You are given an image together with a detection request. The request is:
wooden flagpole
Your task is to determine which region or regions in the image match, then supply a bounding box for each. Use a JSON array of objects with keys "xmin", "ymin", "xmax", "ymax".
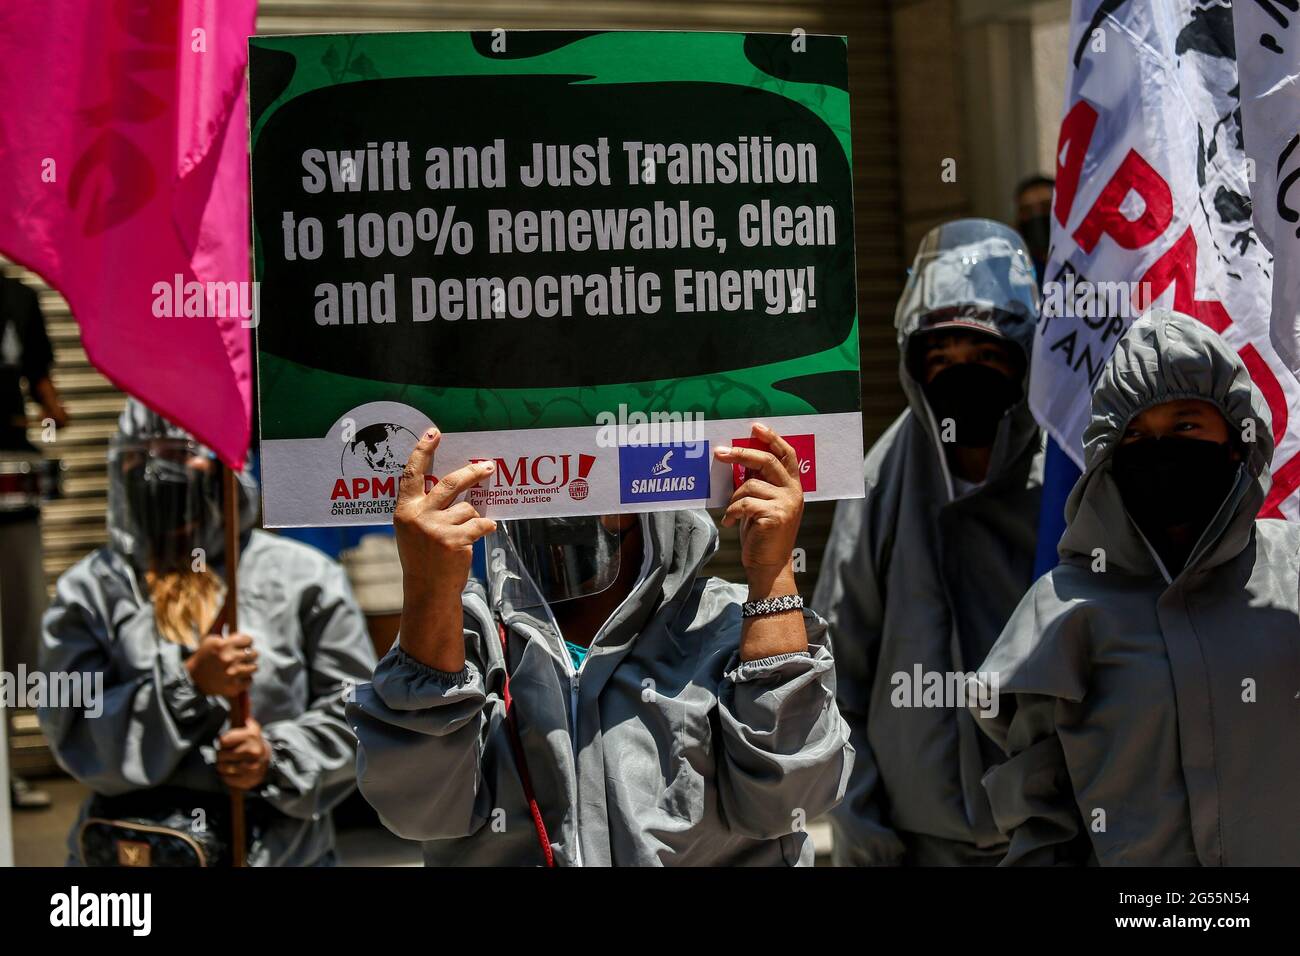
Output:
[{"xmin": 222, "ymin": 465, "xmax": 248, "ymax": 867}]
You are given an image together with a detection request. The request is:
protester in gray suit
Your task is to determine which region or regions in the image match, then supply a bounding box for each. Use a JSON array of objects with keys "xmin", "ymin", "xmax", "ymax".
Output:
[
  {"xmin": 974, "ymin": 310, "xmax": 1300, "ymax": 866},
  {"xmin": 349, "ymin": 424, "xmax": 852, "ymax": 866},
  {"xmin": 813, "ymin": 219, "xmax": 1043, "ymax": 865},
  {"xmin": 40, "ymin": 401, "xmax": 376, "ymax": 866}
]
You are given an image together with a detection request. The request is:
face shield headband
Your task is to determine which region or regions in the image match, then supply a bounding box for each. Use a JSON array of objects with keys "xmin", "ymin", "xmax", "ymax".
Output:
[{"xmin": 895, "ymin": 220, "xmax": 1040, "ymax": 344}]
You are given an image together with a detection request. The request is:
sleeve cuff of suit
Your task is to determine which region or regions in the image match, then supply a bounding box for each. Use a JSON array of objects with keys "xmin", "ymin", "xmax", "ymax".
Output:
[
  {"xmin": 254, "ymin": 735, "xmax": 303, "ymax": 809},
  {"xmin": 725, "ymin": 650, "xmax": 814, "ymax": 683},
  {"xmin": 371, "ymin": 644, "xmax": 484, "ymax": 710},
  {"xmin": 158, "ymin": 646, "xmax": 229, "ymax": 724}
]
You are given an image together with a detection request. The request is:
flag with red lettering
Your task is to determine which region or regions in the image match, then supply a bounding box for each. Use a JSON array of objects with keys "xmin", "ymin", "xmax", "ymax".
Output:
[
  {"xmin": 0, "ymin": 0, "xmax": 257, "ymax": 468},
  {"xmin": 1235, "ymin": 0, "xmax": 1300, "ymax": 379},
  {"xmin": 1034, "ymin": 0, "xmax": 1300, "ymax": 517}
]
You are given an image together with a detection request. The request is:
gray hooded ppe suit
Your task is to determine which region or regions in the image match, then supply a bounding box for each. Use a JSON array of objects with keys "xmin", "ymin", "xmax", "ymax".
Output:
[
  {"xmin": 348, "ymin": 509, "xmax": 853, "ymax": 866},
  {"xmin": 974, "ymin": 310, "xmax": 1300, "ymax": 865},
  {"xmin": 39, "ymin": 402, "xmax": 377, "ymax": 866},
  {"xmin": 813, "ymin": 219, "xmax": 1044, "ymax": 865}
]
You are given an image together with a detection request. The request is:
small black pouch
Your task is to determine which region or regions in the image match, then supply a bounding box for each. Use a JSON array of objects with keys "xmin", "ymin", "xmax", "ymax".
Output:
[{"xmin": 78, "ymin": 787, "xmax": 264, "ymax": 867}]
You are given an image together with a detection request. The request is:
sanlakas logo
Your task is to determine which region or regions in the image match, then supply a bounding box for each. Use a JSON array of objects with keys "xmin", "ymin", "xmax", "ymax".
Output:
[{"xmin": 619, "ymin": 442, "xmax": 710, "ymax": 503}]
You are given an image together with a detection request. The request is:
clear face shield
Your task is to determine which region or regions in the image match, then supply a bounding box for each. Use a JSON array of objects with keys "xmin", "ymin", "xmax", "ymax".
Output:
[
  {"xmin": 486, "ymin": 515, "xmax": 625, "ymax": 612},
  {"xmin": 108, "ymin": 435, "xmax": 223, "ymax": 574},
  {"xmin": 895, "ymin": 218, "xmax": 1040, "ymax": 373}
]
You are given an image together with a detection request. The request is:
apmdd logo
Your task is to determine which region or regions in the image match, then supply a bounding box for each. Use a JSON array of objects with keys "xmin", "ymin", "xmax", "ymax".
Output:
[
  {"xmin": 619, "ymin": 442, "xmax": 710, "ymax": 504},
  {"xmin": 330, "ymin": 421, "xmax": 420, "ymax": 518},
  {"xmin": 730, "ymin": 433, "xmax": 817, "ymax": 491}
]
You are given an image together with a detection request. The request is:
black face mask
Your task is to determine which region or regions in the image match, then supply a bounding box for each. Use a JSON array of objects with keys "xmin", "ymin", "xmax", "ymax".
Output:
[
  {"xmin": 123, "ymin": 460, "xmax": 219, "ymax": 571},
  {"xmin": 923, "ymin": 362, "xmax": 1022, "ymax": 448},
  {"xmin": 1018, "ymin": 214, "xmax": 1050, "ymax": 261},
  {"xmin": 1110, "ymin": 438, "xmax": 1239, "ymax": 541}
]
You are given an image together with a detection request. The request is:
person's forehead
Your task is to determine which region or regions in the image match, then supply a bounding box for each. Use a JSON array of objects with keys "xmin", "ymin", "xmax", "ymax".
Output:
[
  {"xmin": 1135, "ymin": 398, "xmax": 1222, "ymax": 419},
  {"xmin": 1018, "ymin": 184, "xmax": 1053, "ymax": 206},
  {"xmin": 922, "ymin": 328, "xmax": 1007, "ymax": 351}
]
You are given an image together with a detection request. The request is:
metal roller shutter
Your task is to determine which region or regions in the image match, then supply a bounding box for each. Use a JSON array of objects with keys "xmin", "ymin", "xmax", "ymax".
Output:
[{"xmin": 2, "ymin": 262, "xmax": 125, "ymax": 594}]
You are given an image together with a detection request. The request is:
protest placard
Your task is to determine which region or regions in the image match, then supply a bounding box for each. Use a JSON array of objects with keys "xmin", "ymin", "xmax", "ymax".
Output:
[{"xmin": 249, "ymin": 30, "xmax": 863, "ymax": 525}]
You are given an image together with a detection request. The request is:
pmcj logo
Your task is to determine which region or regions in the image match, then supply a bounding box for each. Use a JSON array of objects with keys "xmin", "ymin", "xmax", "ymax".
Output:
[{"xmin": 619, "ymin": 442, "xmax": 710, "ymax": 503}]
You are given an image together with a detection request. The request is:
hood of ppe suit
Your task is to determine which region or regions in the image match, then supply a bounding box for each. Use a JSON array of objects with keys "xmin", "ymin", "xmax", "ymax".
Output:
[
  {"xmin": 894, "ymin": 218, "xmax": 1041, "ymax": 493},
  {"xmin": 1058, "ymin": 309, "xmax": 1271, "ymax": 577},
  {"xmin": 107, "ymin": 399, "xmax": 259, "ymax": 568},
  {"xmin": 970, "ymin": 309, "xmax": 1300, "ymax": 866}
]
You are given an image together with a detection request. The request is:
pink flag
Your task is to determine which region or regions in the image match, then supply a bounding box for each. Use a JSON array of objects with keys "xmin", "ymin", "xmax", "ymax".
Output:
[{"xmin": 0, "ymin": 0, "xmax": 257, "ymax": 467}]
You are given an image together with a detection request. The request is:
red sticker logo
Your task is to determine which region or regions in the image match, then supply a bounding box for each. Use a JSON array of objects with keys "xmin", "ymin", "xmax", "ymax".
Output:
[{"xmin": 731, "ymin": 433, "xmax": 817, "ymax": 492}]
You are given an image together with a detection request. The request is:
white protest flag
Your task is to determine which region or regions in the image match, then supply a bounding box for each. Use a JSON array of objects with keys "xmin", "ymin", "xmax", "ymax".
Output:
[
  {"xmin": 1034, "ymin": 0, "xmax": 1300, "ymax": 517},
  {"xmin": 1235, "ymin": 1, "xmax": 1300, "ymax": 376}
]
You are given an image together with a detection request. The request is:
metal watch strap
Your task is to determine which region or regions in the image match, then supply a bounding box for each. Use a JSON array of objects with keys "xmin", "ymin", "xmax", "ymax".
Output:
[{"xmin": 741, "ymin": 594, "xmax": 804, "ymax": 618}]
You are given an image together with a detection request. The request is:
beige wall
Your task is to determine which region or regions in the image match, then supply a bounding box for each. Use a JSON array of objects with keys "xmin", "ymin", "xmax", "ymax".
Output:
[
  {"xmin": 1033, "ymin": 13, "xmax": 1071, "ymax": 178},
  {"xmin": 891, "ymin": 0, "xmax": 1068, "ymax": 250},
  {"xmin": 892, "ymin": 0, "xmax": 973, "ymax": 255}
]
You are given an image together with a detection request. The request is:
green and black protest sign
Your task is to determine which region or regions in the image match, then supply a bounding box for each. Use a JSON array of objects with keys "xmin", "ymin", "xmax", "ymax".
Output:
[{"xmin": 249, "ymin": 30, "xmax": 862, "ymax": 525}]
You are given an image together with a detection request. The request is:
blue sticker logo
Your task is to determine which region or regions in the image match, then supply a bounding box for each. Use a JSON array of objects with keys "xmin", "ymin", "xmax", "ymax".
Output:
[{"xmin": 618, "ymin": 441, "xmax": 711, "ymax": 503}]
